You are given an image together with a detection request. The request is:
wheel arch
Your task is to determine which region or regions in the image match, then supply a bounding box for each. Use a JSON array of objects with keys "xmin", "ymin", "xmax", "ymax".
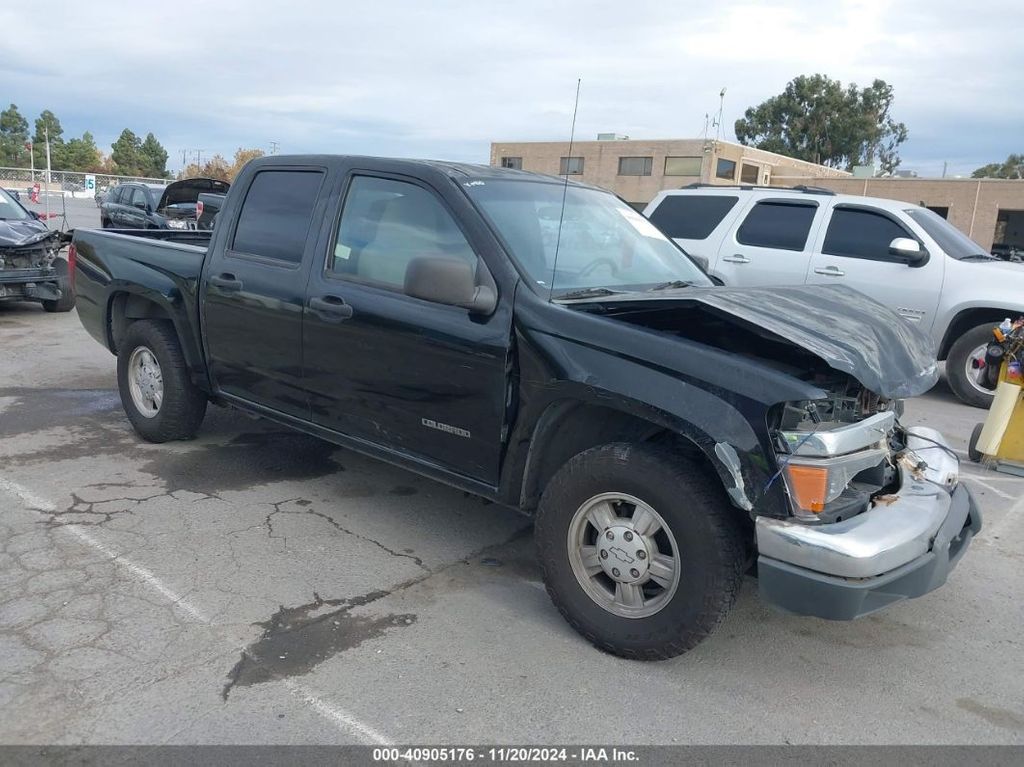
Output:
[
  {"xmin": 938, "ymin": 307, "xmax": 1018, "ymax": 359},
  {"xmin": 515, "ymin": 398, "xmax": 756, "ymax": 517},
  {"xmin": 106, "ymin": 290, "xmax": 207, "ymax": 388}
]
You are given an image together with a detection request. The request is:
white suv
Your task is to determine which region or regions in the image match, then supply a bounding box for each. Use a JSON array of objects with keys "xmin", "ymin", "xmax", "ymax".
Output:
[{"xmin": 644, "ymin": 185, "xmax": 1024, "ymax": 407}]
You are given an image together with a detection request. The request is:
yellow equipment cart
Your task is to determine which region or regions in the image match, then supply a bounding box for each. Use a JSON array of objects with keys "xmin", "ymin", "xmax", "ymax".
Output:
[{"xmin": 968, "ymin": 364, "xmax": 1024, "ymax": 476}]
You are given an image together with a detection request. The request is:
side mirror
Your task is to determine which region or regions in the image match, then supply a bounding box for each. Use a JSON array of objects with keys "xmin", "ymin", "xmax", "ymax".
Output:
[
  {"xmin": 404, "ymin": 257, "xmax": 497, "ymax": 315},
  {"xmin": 889, "ymin": 237, "xmax": 928, "ymax": 266},
  {"xmin": 133, "ymin": 201, "xmax": 149, "ymax": 212}
]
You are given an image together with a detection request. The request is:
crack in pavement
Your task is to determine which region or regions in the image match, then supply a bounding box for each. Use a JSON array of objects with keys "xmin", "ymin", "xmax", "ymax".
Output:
[{"xmin": 264, "ymin": 498, "xmax": 428, "ymax": 570}]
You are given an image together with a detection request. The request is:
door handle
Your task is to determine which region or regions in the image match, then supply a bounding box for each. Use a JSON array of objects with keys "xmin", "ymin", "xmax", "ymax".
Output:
[
  {"xmin": 722, "ymin": 254, "xmax": 751, "ymax": 264},
  {"xmin": 309, "ymin": 295, "xmax": 354, "ymax": 320},
  {"xmin": 813, "ymin": 266, "xmax": 845, "ymax": 277},
  {"xmin": 209, "ymin": 273, "xmax": 243, "ymax": 291}
]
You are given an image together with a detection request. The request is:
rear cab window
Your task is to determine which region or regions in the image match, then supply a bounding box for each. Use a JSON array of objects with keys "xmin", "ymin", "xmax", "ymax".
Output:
[
  {"xmin": 736, "ymin": 200, "xmax": 818, "ymax": 251},
  {"xmin": 231, "ymin": 170, "xmax": 325, "ymax": 264},
  {"xmin": 647, "ymin": 195, "xmax": 739, "ymax": 240}
]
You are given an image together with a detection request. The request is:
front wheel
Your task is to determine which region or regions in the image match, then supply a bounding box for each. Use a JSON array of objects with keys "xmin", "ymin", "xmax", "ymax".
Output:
[
  {"xmin": 535, "ymin": 443, "xmax": 746, "ymax": 660},
  {"xmin": 117, "ymin": 320, "xmax": 207, "ymax": 442},
  {"xmin": 947, "ymin": 323, "xmax": 998, "ymax": 409}
]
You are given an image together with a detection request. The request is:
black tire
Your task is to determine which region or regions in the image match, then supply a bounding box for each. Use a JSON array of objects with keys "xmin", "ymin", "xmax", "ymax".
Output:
[
  {"xmin": 535, "ymin": 442, "xmax": 746, "ymax": 660},
  {"xmin": 40, "ymin": 258, "xmax": 75, "ymax": 313},
  {"xmin": 117, "ymin": 320, "xmax": 207, "ymax": 443},
  {"xmin": 968, "ymin": 423, "xmax": 985, "ymax": 463},
  {"xmin": 947, "ymin": 323, "xmax": 998, "ymax": 409}
]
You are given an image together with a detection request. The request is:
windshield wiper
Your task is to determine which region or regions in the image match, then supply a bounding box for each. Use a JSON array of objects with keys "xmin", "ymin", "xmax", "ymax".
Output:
[
  {"xmin": 961, "ymin": 253, "xmax": 999, "ymax": 261},
  {"xmin": 554, "ymin": 287, "xmax": 622, "ymax": 300},
  {"xmin": 647, "ymin": 280, "xmax": 696, "ymax": 291}
]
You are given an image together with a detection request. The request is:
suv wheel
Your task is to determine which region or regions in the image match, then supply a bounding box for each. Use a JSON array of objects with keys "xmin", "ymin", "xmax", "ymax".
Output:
[
  {"xmin": 947, "ymin": 323, "xmax": 998, "ymax": 409},
  {"xmin": 117, "ymin": 320, "xmax": 207, "ymax": 442},
  {"xmin": 535, "ymin": 442, "xmax": 746, "ymax": 660}
]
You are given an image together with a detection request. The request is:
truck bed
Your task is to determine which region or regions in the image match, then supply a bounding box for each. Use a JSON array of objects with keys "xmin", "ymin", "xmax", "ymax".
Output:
[{"xmin": 72, "ymin": 228, "xmax": 212, "ymax": 360}]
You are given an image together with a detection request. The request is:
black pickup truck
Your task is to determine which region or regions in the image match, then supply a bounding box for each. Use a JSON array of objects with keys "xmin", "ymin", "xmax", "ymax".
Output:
[{"xmin": 71, "ymin": 155, "xmax": 980, "ymax": 658}]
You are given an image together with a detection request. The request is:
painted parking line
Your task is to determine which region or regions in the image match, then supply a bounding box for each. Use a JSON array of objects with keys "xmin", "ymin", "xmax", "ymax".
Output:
[{"xmin": 0, "ymin": 476, "xmax": 394, "ymax": 746}]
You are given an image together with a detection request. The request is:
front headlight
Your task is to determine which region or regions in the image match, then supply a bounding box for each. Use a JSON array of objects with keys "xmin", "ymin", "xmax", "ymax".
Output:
[{"xmin": 167, "ymin": 219, "xmax": 187, "ymax": 230}]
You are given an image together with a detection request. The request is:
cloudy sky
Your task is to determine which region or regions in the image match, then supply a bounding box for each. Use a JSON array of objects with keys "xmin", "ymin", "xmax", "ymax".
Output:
[{"xmin": 1, "ymin": 0, "xmax": 1020, "ymax": 176}]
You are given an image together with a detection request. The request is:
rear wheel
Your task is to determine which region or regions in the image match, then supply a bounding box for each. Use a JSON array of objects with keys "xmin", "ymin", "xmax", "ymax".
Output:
[
  {"xmin": 535, "ymin": 442, "xmax": 746, "ymax": 660},
  {"xmin": 40, "ymin": 258, "xmax": 75, "ymax": 313},
  {"xmin": 947, "ymin": 323, "xmax": 998, "ymax": 409},
  {"xmin": 117, "ymin": 320, "xmax": 207, "ymax": 442}
]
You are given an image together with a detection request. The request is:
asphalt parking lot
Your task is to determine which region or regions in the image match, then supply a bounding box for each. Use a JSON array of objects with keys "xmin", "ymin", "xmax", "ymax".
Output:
[{"xmin": 1, "ymin": 201, "xmax": 1023, "ymax": 745}]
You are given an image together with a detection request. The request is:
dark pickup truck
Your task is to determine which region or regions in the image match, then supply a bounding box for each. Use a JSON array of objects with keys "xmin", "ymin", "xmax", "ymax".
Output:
[{"xmin": 72, "ymin": 155, "xmax": 980, "ymax": 658}]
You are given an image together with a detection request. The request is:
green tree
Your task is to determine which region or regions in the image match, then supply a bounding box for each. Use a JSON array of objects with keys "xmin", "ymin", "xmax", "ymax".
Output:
[
  {"xmin": 734, "ymin": 74, "xmax": 909, "ymax": 174},
  {"xmin": 972, "ymin": 154, "xmax": 1024, "ymax": 179},
  {"xmin": 111, "ymin": 129, "xmax": 144, "ymax": 175},
  {"xmin": 62, "ymin": 132, "xmax": 101, "ymax": 172},
  {"xmin": 0, "ymin": 103, "xmax": 30, "ymax": 166},
  {"xmin": 139, "ymin": 132, "xmax": 169, "ymax": 177},
  {"xmin": 33, "ymin": 110, "xmax": 66, "ymax": 168}
]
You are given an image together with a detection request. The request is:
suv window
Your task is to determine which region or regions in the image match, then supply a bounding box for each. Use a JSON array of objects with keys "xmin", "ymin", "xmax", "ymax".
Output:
[
  {"xmin": 823, "ymin": 207, "xmax": 913, "ymax": 261},
  {"xmin": 736, "ymin": 201, "xmax": 817, "ymax": 251},
  {"xmin": 232, "ymin": 170, "xmax": 324, "ymax": 263},
  {"xmin": 129, "ymin": 187, "xmax": 149, "ymax": 209},
  {"xmin": 329, "ymin": 176, "xmax": 477, "ymax": 291},
  {"xmin": 648, "ymin": 195, "xmax": 739, "ymax": 240}
]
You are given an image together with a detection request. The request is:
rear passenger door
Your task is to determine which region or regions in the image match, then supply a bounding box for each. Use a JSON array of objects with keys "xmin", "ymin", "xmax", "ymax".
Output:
[
  {"xmin": 806, "ymin": 204, "xmax": 942, "ymax": 326},
  {"xmin": 200, "ymin": 166, "xmax": 329, "ymax": 418},
  {"xmin": 715, "ymin": 198, "xmax": 822, "ymax": 287}
]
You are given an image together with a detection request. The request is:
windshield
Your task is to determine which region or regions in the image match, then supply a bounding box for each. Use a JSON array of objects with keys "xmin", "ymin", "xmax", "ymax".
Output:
[
  {"xmin": 0, "ymin": 188, "xmax": 31, "ymax": 221},
  {"xmin": 464, "ymin": 180, "xmax": 712, "ymax": 296},
  {"xmin": 906, "ymin": 208, "xmax": 988, "ymax": 259}
]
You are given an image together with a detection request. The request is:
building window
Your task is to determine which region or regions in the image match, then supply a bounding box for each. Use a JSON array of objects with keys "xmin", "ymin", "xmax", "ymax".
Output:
[
  {"xmin": 740, "ymin": 163, "xmax": 759, "ymax": 184},
  {"xmin": 559, "ymin": 156, "xmax": 584, "ymax": 175},
  {"xmin": 716, "ymin": 158, "xmax": 737, "ymax": 181},
  {"xmin": 664, "ymin": 156, "xmax": 702, "ymax": 176},
  {"xmin": 618, "ymin": 157, "xmax": 653, "ymax": 176},
  {"xmin": 500, "ymin": 156, "xmax": 522, "ymax": 170}
]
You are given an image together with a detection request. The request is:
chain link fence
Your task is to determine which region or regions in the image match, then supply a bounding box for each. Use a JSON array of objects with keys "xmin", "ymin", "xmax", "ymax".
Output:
[{"xmin": 0, "ymin": 166, "xmax": 168, "ymax": 195}]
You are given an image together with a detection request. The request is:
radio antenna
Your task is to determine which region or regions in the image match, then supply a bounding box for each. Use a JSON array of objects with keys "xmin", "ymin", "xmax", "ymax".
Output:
[{"xmin": 548, "ymin": 77, "xmax": 581, "ymax": 301}]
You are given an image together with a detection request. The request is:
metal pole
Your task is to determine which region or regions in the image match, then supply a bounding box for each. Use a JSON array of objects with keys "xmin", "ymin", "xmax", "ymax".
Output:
[
  {"xmin": 29, "ymin": 142, "xmax": 34, "ymax": 183},
  {"xmin": 44, "ymin": 126, "xmax": 51, "ymax": 225}
]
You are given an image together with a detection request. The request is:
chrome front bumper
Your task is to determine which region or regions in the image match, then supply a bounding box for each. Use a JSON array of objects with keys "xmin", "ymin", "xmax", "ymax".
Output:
[{"xmin": 756, "ymin": 425, "xmax": 981, "ymax": 619}]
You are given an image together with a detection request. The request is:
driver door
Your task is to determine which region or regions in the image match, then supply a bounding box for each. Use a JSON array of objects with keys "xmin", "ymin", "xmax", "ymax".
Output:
[{"xmin": 302, "ymin": 172, "xmax": 513, "ymax": 484}]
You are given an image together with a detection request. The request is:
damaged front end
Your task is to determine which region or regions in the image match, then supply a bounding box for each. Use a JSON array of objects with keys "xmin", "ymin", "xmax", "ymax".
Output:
[
  {"xmin": 0, "ymin": 227, "xmax": 67, "ymax": 303},
  {"xmin": 756, "ymin": 380, "xmax": 981, "ymax": 620}
]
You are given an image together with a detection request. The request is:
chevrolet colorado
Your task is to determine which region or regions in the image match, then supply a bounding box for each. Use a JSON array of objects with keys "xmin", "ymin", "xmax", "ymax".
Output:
[{"xmin": 71, "ymin": 156, "xmax": 980, "ymax": 658}]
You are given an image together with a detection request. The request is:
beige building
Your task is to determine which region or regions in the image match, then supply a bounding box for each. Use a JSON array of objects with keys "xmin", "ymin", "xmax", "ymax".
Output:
[
  {"xmin": 490, "ymin": 137, "xmax": 1024, "ymax": 252},
  {"xmin": 489, "ymin": 136, "xmax": 850, "ymax": 209}
]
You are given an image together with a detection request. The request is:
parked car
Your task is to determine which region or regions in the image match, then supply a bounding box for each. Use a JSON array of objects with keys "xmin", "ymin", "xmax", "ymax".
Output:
[
  {"xmin": 94, "ymin": 186, "xmax": 110, "ymax": 207},
  {"xmin": 0, "ymin": 186, "xmax": 74, "ymax": 312},
  {"xmin": 71, "ymin": 156, "xmax": 979, "ymax": 659},
  {"xmin": 195, "ymin": 191, "xmax": 227, "ymax": 230},
  {"xmin": 100, "ymin": 177, "xmax": 230, "ymax": 231},
  {"xmin": 644, "ymin": 185, "xmax": 1024, "ymax": 407}
]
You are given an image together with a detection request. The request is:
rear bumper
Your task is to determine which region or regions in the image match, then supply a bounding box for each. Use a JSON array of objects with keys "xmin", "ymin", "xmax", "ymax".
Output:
[{"xmin": 756, "ymin": 427, "xmax": 982, "ymax": 620}]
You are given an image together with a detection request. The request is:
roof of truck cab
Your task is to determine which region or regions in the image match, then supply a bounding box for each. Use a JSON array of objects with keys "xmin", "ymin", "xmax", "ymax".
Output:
[{"xmin": 250, "ymin": 154, "xmax": 604, "ymax": 191}]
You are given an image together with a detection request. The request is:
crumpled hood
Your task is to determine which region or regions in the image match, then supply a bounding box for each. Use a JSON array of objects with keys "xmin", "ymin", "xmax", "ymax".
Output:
[
  {"xmin": 0, "ymin": 219, "xmax": 50, "ymax": 248},
  {"xmin": 575, "ymin": 284, "xmax": 939, "ymax": 399}
]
